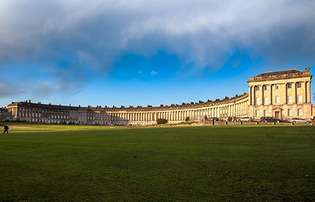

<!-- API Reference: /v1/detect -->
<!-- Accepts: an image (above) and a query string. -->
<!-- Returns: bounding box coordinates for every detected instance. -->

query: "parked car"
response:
[260,117,281,123]
[288,118,310,124]
[239,117,252,122]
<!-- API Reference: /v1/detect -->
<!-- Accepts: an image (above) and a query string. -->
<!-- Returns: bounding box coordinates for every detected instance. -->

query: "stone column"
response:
[302,82,305,103]
[282,83,287,105]
[238,104,240,116]
[308,81,312,103]
[261,85,264,105]
[285,83,288,104]
[305,81,311,103]
[253,86,256,106]
[249,87,252,105]
[294,82,297,104]
[270,84,273,105]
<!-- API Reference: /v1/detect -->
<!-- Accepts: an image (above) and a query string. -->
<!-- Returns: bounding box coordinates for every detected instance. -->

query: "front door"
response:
[275,111,280,119]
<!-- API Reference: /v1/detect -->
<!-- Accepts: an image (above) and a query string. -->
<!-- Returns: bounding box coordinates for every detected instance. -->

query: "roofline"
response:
[6,93,249,112]
[248,68,311,83]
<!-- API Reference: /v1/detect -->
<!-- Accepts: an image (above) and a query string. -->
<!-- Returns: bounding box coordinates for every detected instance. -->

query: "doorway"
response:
[275,111,280,119]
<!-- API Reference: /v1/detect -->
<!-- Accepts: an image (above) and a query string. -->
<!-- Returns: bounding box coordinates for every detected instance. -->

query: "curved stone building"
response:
[5,68,314,126]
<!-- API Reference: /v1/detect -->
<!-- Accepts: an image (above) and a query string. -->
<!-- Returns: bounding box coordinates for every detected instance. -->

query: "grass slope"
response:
[0,125,314,201]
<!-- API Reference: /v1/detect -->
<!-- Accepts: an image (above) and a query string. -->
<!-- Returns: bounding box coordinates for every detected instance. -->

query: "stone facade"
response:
[6,94,249,125]
[4,68,314,126]
[248,69,312,120]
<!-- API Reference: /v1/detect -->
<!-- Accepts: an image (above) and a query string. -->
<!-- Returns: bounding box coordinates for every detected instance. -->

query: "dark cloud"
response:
[0,81,23,98]
[0,0,314,98]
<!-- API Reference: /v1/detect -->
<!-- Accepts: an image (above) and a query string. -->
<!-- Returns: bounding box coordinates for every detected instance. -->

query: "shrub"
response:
[185,117,190,122]
[157,118,168,125]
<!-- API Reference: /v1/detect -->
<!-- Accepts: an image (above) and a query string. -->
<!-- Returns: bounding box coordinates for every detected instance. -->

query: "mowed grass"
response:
[0,124,314,201]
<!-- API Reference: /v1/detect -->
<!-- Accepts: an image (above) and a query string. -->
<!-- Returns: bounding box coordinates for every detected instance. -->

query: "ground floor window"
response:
[256,98,261,105]
[297,108,303,117]
[275,96,280,104]
[287,109,292,117]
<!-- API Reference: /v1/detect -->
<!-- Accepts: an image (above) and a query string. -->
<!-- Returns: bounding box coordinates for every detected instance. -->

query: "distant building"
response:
[5,68,314,126]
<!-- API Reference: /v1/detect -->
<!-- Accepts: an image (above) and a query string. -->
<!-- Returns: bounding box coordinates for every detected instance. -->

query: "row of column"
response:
[105,100,248,122]
[11,99,250,124]
[249,81,311,106]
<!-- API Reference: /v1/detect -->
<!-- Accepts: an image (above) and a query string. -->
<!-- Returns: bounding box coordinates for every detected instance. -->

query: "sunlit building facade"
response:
[5,68,314,125]
[248,69,312,120]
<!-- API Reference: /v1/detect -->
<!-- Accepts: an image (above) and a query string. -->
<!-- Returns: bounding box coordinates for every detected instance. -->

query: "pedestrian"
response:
[3,125,9,134]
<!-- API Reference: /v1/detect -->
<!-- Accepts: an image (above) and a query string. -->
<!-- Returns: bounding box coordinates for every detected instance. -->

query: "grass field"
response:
[0,124,314,201]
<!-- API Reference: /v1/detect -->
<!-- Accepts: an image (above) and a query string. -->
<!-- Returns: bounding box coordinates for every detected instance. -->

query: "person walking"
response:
[3,125,9,134]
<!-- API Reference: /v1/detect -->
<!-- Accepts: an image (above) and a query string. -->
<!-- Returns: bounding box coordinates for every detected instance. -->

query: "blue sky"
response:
[0,0,315,107]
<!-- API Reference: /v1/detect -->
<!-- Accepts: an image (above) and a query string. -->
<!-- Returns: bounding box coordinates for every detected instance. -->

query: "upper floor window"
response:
[275,85,279,90]
[287,96,293,104]
[255,86,260,91]
[296,82,301,88]
[297,108,303,117]
[275,96,280,104]
[297,95,303,104]
[263,85,267,90]
[287,83,292,89]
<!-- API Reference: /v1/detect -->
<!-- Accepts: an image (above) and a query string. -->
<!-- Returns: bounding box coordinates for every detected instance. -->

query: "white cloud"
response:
[1,0,314,65]
[0,0,314,97]
[0,81,23,98]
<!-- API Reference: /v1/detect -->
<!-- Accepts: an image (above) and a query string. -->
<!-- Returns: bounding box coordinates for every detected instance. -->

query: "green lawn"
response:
[0,124,314,201]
